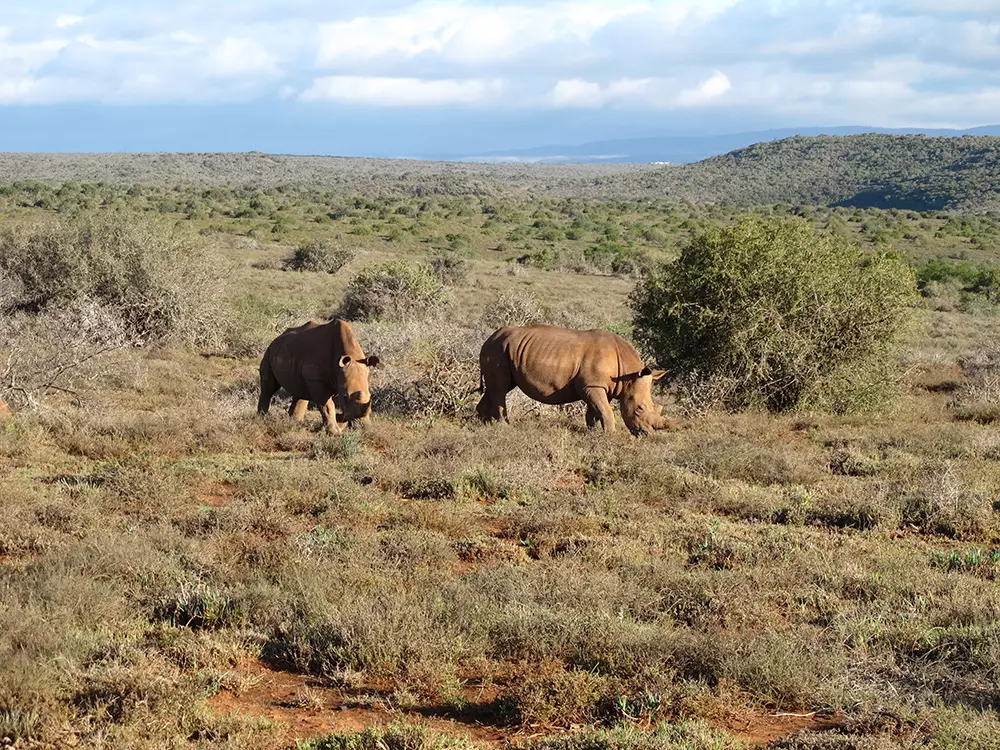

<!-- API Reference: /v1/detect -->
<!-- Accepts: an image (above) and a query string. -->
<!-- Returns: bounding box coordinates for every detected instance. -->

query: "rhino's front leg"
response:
[581,387,615,434]
[288,399,310,421]
[317,398,343,434]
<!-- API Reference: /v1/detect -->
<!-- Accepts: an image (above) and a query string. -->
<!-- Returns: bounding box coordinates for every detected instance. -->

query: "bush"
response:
[0,212,221,345]
[340,261,449,322]
[913,256,1000,304]
[428,252,470,286]
[479,290,546,330]
[630,217,916,413]
[283,240,355,274]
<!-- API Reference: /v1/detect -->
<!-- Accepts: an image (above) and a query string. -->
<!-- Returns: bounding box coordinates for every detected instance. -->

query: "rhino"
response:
[477,325,674,435]
[258,319,379,432]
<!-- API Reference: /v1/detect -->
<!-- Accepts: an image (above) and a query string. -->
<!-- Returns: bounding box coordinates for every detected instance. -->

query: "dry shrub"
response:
[429,252,470,286]
[952,348,1000,424]
[0,212,223,345]
[340,261,450,322]
[0,213,226,409]
[359,321,483,418]
[283,239,356,273]
[0,301,132,409]
[899,463,996,539]
[479,289,547,330]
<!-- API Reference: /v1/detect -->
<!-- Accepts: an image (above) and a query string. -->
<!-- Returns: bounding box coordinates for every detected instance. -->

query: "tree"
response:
[630,216,916,413]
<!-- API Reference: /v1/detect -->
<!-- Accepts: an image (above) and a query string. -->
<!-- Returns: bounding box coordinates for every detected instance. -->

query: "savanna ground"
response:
[2,171,1000,750]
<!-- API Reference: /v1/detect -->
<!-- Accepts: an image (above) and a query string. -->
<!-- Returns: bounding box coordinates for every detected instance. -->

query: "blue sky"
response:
[0,0,998,155]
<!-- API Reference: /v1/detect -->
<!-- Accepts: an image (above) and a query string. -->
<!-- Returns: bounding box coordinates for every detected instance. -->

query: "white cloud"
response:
[315,2,650,68]
[550,77,652,107]
[55,14,83,29]
[677,72,732,106]
[300,76,503,106]
[206,37,278,77]
[0,0,993,127]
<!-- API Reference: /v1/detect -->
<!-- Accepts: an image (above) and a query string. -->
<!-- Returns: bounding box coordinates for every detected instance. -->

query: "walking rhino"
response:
[477,324,675,435]
[258,319,379,432]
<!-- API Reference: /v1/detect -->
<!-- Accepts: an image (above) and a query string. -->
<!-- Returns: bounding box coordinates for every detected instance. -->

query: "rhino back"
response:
[491,325,640,402]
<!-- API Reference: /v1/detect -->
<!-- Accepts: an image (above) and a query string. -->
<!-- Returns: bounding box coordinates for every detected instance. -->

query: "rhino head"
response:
[337,354,380,423]
[618,367,674,436]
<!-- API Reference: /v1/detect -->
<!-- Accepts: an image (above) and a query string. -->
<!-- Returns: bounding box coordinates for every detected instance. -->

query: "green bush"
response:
[630,216,916,413]
[913,256,1000,303]
[0,212,221,345]
[340,261,450,322]
[283,240,355,273]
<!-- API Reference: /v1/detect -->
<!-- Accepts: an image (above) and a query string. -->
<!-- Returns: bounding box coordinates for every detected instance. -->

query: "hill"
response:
[0,134,999,212]
[623,134,1000,212]
[453,125,1000,165]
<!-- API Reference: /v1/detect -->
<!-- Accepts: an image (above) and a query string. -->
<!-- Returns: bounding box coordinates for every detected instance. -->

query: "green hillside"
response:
[663,134,1000,211]
[0,134,998,211]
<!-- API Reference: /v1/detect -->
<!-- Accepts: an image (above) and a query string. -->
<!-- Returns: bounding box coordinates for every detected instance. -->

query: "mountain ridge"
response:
[448,125,1000,164]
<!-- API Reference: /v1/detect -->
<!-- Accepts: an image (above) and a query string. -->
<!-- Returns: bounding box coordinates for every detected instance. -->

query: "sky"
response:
[0,0,998,155]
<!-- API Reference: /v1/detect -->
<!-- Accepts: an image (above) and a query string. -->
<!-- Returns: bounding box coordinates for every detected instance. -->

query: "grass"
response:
[2,174,1000,749]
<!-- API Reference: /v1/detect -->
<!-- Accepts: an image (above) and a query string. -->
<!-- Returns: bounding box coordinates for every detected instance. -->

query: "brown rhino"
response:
[258,319,379,432]
[477,325,674,435]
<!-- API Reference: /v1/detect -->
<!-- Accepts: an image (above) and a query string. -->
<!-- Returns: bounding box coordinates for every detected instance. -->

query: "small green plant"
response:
[154,585,247,630]
[0,704,40,742]
[300,722,473,750]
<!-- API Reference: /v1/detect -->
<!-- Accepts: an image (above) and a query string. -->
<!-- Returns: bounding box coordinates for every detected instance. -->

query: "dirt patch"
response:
[720,710,843,746]
[195,479,236,508]
[207,660,512,746]
[209,660,844,747]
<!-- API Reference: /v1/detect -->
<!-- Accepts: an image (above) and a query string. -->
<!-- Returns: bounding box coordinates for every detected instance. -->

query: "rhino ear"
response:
[640,367,652,377]
[651,369,667,382]
[363,355,380,368]
[338,355,352,369]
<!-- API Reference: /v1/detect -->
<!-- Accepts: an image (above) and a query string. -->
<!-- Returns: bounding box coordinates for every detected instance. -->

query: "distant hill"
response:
[455,126,1000,165]
[651,134,1000,211]
[0,134,998,212]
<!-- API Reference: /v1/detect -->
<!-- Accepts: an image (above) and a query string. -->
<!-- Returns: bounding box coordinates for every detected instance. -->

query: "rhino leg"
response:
[317,398,343,434]
[585,404,601,430]
[581,387,615,434]
[476,392,508,423]
[477,364,512,423]
[289,399,310,421]
[258,359,280,416]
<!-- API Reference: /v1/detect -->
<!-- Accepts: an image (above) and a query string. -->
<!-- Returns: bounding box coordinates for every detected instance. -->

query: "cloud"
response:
[315,3,650,69]
[0,0,993,128]
[206,37,278,78]
[677,72,732,106]
[300,76,503,106]
[55,15,84,29]
[549,77,651,107]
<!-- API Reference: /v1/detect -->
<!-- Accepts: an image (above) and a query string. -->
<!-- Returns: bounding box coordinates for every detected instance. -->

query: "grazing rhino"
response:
[477,325,674,436]
[258,319,379,432]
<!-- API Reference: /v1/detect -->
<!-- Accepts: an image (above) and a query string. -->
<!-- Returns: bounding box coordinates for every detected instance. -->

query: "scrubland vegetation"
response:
[3,142,1000,749]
